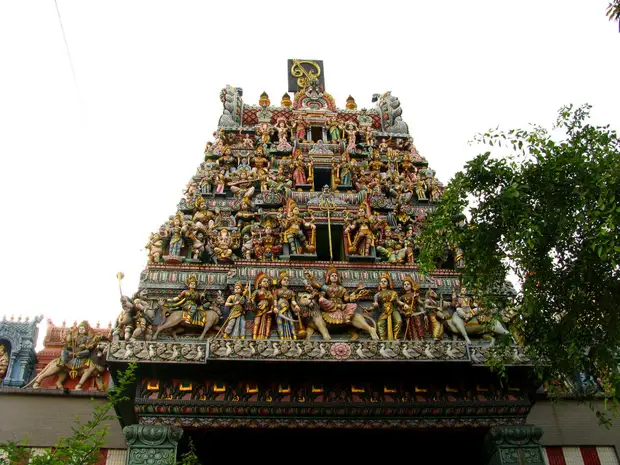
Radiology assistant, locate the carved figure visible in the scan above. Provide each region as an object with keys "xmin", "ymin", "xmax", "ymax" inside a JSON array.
[
  {"xmin": 222, "ymin": 282, "xmax": 248, "ymax": 339},
  {"xmin": 25, "ymin": 321, "xmax": 107, "ymax": 390},
  {"xmin": 275, "ymin": 118, "xmax": 293, "ymax": 152},
  {"xmin": 279, "ymin": 200, "xmax": 316, "ymax": 254},
  {"xmin": 167, "ymin": 213, "xmax": 188, "ymax": 256},
  {"xmin": 273, "ymin": 271, "xmax": 300, "ymax": 340},
  {"xmin": 152, "ymin": 275, "xmax": 223, "ymax": 340},
  {"xmin": 250, "ymin": 272, "xmax": 275, "ymax": 339},
  {"xmin": 371, "ymin": 273, "xmax": 409, "ymax": 340},
  {"xmin": 344, "ymin": 203, "xmax": 378, "ymax": 256},
  {"xmin": 146, "ymin": 226, "xmax": 167, "ymax": 263},
  {"xmin": 401, "ymin": 276, "xmax": 425, "ymax": 340},
  {"xmin": 425, "ymin": 289, "xmax": 451, "ymax": 341},
  {"xmin": 444, "ymin": 296, "xmax": 512, "ymax": 344},
  {"xmin": 303, "ymin": 267, "xmax": 379, "ymax": 340},
  {"xmin": 256, "ymin": 123, "xmax": 273, "ymax": 145},
  {"xmin": 0, "ymin": 344, "xmax": 9, "ymax": 384}
]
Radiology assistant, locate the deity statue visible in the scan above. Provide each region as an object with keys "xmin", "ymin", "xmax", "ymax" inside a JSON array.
[
  {"xmin": 27, "ymin": 321, "xmax": 107, "ymax": 390},
  {"xmin": 0, "ymin": 344, "xmax": 9, "ymax": 384},
  {"xmin": 279, "ymin": 199, "xmax": 316, "ymax": 255},
  {"xmin": 256, "ymin": 123, "xmax": 274, "ymax": 145},
  {"xmin": 146, "ymin": 225, "xmax": 168, "ymax": 264},
  {"xmin": 250, "ymin": 272, "xmax": 275, "ymax": 339},
  {"xmin": 293, "ymin": 117, "xmax": 306, "ymax": 141},
  {"xmin": 344, "ymin": 204, "xmax": 378, "ymax": 256},
  {"xmin": 363, "ymin": 125, "xmax": 375, "ymax": 146},
  {"xmin": 241, "ymin": 132, "xmax": 255, "ymax": 149},
  {"xmin": 275, "ymin": 118, "xmax": 293, "ymax": 152},
  {"xmin": 228, "ymin": 170, "xmax": 256, "ymax": 200},
  {"xmin": 424, "ymin": 288, "xmax": 450, "ymax": 341},
  {"xmin": 217, "ymin": 145, "xmax": 236, "ymax": 174},
  {"xmin": 339, "ymin": 152, "xmax": 352, "ymax": 186},
  {"xmin": 252, "ymin": 221, "xmax": 282, "ymax": 261},
  {"xmin": 273, "ymin": 271, "xmax": 302, "ymax": 340},
  {"xmin": 188, "ymin": 227, "xmax": 208, "ymax": 261},
  {"xmin": 304, "ymin": 267, "xmax": 359, "ymax": 327},
  {"xmin": 163, "ymin": 274, "xmax": 207, "ymax": 327},
  {"xmin": 168, "ymin": 213, "xmax": 189, "ymax": 257},
  {"xmin": 211, "ymin": 228, "xmax": 239, "ymax": 262},
  {"xmin": 252, "ymin": 145, "xmax": 271, "ymax": 179},
  {"xmin": 222, "ymin": 282, "xmax": 248, "ymax": 339},
  {"xmin": 371, "ymin": 273, "xmax": 409, "ymax": 340},
  {"xmin": 401, "ymin": 276, "xmax": 425, "ymax": 340},
  {"xmin": 291, "ymin": 151, "xmax": 308, "ymax": 186},
  {"xmin": 345, "ymin": 122, "xmax": 358, "ymax": 152},
  {"xmin": 328, "ymin": 118, "xmax": 342, "ymax": 141}
]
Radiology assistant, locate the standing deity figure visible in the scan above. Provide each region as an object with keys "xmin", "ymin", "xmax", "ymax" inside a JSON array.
[
  {"xmin": 372, "ymin": 273, "xmax": 409, "ymax": 340},
  {"xmin": 273, "ymin": 271, "xmax": 301, "ymax": 340},
  {"xmin": 168, "ymin": 213, "xmax": 188, "ymax": 256},
  {"xmin": 291, "ymin": 151, "xmax": 308, "ymax": 186},
  {"xmin": 256, "ymin": 123, "xmax": 274, "ymax": 145},
  {"xmin": 293, "ymin": 117, "xmax": 306, "ymax": 141},
  {"xmin": 363, "ymin": 126, "xmax": 375, "ymax": 146},
  {"xmin": 250, "ymin": 272, "xmax": 275, "ymax": 339},
  {"xmin": 425, "ymin": 288, "xmax": 449, "ymax": 341},
  {"xmin": 252, "ymin": 145, "xmax": 271, "ymax": 178},
  {"xmin": 344, "ymin": 204, "xmax": 378, "ymax": 256},
  {"xmin": 345, "ymin": 122, "xmax": 357, "ymax": 152},
  {"xmin": 275, "ymin": 118, "xmax": 293, "ymax": 152},
  {"xmin": 0, "ymin": 344, "xmax": 9, "ymax": 384},
  {"xmin": 304, "ymin": 267, "xmax": 359, "ymax": 326},
  {"xmin": 328, "ymin": 118, "xmax": 342, "ymax": 141},
  {"xmin": 222, "ymin": 282, "xmax": 248, "ymax": 339},
  {"xmin": 279, "ymin": 200, "xmax": 316, "ymax": 254},
  {"xmin": 164, "ymin": 274, "xmax": 207, "ymax": 326},
  {"xmin": 339, "ymin": 152, "xmax": 352, "ymax": 186},
  {"xmin": 401, "ymin": 276, "xmax": 425, "ymax": 340}
]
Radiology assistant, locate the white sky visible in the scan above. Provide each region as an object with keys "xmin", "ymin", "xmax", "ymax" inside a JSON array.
[{"xmin": 1, "ymin": 1, "xmax": 619, "ymax": 347}]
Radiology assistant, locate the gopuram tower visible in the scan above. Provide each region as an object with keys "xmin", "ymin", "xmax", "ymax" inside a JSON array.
[{"xmin": 107, "ymin": 60, "xmax": 540, "ymax": 464}]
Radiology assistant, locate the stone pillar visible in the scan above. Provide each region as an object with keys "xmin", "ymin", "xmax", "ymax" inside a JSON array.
[
  {"xmin": 484, "ymin": 425, "xmax": 545, "ymax": 465},
  {"xmin": 123, "ymin": 425, "xmax": 183, "ymax": 465}
]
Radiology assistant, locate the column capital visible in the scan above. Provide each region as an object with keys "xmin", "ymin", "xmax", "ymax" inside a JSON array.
[
  {"xmin": 485, "ymin": 425, "xmax": 545, "ymax": 465},
  {"xmin": 123, "ymin": 425, "xmax": 183, "ymax": 465}
]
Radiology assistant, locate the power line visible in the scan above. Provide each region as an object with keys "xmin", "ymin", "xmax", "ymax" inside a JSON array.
[{"xmin": 53, "ymin": 0, "xmax": 80, "ymax": 97}]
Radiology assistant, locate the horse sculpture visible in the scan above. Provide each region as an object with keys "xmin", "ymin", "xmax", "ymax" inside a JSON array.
[
  {"xmin": 24, "ymin": 338, "xmax": 108, "ymax": 390},
  {"xmin": 295, "ymin": 292, "xmax": 378, "ymax": 340},
  {"xmin": 152, "ymin": 292, "xmax": 225, "ymax": 340}
]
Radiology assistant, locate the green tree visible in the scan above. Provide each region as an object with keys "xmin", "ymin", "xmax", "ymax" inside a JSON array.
[
  {"xmin": 0, "ymin": 363, "xmax": 137, "ymax": 465},
  {"xmin": 417, "ymin": 104, "xmax": 620, "ymax": 411},
  {"xmin": 607, "ymin": 1, "xmax": 620, "ymax": 30}
]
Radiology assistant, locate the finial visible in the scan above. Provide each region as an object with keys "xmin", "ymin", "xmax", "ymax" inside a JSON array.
[
  {"xmin": 62, "ymin": 320, "xmax": 66, "ymax": 327},
  {"xmin": 259, "ymin": 91, "xmax": 270, "ymax": 107},
  {"xmin": 25, "ymin": 316, "xmax": 30, "ymax": 322},
  {"xmin": 108, "ymin": 321, "xmax": 112, "ymax": 329},
  {"xmin": 346, "ymin": 95, "xmax": 357, "ymax": 110},
  {"xmin": 96, "ymin": 321, "xmax": 100, "ymax": 328},
  {"xmin": 10, "ymin": 315, "xmax": 14, "ymax": 321},
  {"xmin": 281, "ymin": 93, "xmax": 292, "ymax": 107}
]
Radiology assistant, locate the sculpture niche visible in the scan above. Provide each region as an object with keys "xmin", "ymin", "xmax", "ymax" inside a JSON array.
[{"xmin": 24, "ymin": 321, "xmax": 107, "ymax": 390}]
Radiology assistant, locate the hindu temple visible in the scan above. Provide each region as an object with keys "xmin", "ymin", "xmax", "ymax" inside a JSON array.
[{"xmin": 1, "ymin": 60, "xmax": 618, "ymax": 465}]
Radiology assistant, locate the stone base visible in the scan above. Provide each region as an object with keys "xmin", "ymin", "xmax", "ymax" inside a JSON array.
[
  {"xmin": 485, "ymin": 425, "xmax": 545, "ymax": 465},
  {"xmin": 163, "ymin": 255, "xmax": 184, "ymax": 264},
  {"xmin": 124, "ymin": 424, "xmax": 183, "ymax": 465}
]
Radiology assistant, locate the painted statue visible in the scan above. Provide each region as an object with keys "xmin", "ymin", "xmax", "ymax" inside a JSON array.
[
  {"xmin": 401, "ymin": 276, "xmax": 425, "ymax": 340},
  {"xmin": 279, "ymin": 199, "xmax": 316, "ymax": 255},
  {"xmin": 273, "ymin": 271, "xmax": 300, "ymax": 340},
  {"xmin": 371, "ymin": 273, "xmax": 409, "ymax": 340},
  {"xmin": 344, "ymin": 204, "xmax": 378, "ymax": 256},
  {"xmin": 0, "ymin": 344, "xmax": 9, "ymax": 384},
  {"xmin": 250, "ymin": 272, "xmax": 275, "ymax": 339},
  {"xmin": 222, "ymin": 282, "xmax": 248, "ymax": 339},
  {"xmin": 303, "ymin": 267, "xmax": 379, "ymax": 339},
  {"xmin": 25, "ymin": 321, "xmax": 107, "ymax": 390}
]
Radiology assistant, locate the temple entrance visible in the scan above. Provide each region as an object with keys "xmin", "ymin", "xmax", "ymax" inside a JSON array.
[
  {"xmin": 316, "ymin": 224, "xmax": 344, "ymax": 261},
  {"xmin": 181, "ymin": 427, "xmax": 487, "ymax": 463}
]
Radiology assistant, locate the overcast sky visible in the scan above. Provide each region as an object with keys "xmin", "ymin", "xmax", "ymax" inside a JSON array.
[{"xmin": 0, "ymin": 1, "xmax": 618, "ymax": 347}]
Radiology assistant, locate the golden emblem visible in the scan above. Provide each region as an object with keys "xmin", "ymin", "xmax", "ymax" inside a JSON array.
[{"xmin": 290, "ymin": 59, "xmax": 321, "ymax": 89}]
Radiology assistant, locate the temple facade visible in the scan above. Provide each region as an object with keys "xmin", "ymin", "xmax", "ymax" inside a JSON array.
[{"xmin": 1, "ymin": 60, "xmax": 618, "ymax": 465}]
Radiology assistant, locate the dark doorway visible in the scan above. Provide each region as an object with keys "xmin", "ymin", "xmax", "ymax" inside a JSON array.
[
  {"xmin": 310, "ymin": 126, "xmax": 323, "ymax": 142},
  {"xmin": 313, "ymin": 167, "xmax": 331, "ymax": 191},
  {"xmin": 316, "ymin": 224, "xmax": 344, "ymax": 261},
  {"xmin": 181, "ymin": 427, "xmax": 487, "ymax": 463}
]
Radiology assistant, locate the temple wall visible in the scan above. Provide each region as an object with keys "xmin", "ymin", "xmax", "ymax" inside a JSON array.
[
  {"xmin": 0, "ymin": 394, "xmax": 126, "ymax": 449},
  {"xmin": 528, "ymin": 400, "xmax": 620, "ymax": 454}
]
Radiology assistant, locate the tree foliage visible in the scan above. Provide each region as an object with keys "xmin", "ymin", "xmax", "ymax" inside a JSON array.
[
  {"xmin": 417, "ymin": 104, "xmax": 620, "ymax": 409},
  {"xmin": 0, "ymin": 363, "xmax": 137, "ymax": 465},
  {"xmin": 607, "ymin": 1, "xmax": 620, "ymax": 30}
]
